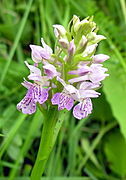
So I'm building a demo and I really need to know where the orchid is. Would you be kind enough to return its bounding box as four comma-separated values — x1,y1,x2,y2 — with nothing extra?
17,15,110,179
17,62,50,114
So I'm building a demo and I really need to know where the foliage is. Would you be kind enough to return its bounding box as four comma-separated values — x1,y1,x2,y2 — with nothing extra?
0,0,126,179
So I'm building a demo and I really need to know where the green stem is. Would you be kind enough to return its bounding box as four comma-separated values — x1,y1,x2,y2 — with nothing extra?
31,108,66,180
9,110,42,180
120,0,126,25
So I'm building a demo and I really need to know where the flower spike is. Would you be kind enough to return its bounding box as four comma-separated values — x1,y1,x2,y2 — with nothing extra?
17,15,109,119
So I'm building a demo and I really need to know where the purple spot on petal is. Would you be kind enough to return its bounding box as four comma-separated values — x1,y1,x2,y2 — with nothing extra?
58,93,74,111
37,87,49,104
64,97,74,111
73,98,92,120
51,93,60,105
17,83,49,114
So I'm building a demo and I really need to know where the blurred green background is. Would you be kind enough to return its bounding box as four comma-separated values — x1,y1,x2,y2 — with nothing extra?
0,0,126,179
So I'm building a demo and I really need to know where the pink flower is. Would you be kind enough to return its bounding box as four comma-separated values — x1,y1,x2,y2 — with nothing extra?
69,64,109,84
53,24,67,38
73,81,100,120
43,63,60,79
51,77,78,111
17,62,50,114
93,54,109,63
30,38,52,63
17,80,50,114
73,98,92,120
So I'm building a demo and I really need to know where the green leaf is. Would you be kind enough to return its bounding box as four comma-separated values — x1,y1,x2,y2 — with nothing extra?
81,138,100,168
103,62,126,139
104,130,126,177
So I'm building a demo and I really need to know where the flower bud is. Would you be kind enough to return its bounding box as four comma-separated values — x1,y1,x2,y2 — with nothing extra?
93,54,110,63
83,44,98,57
29,45,43,63
87,32,106,45
72,15,96,36
59,38,69,49
68,40,76,56
53,24,67,38
75,35,87,54
79,35,87,47
64,40,76,62
72,15,81,32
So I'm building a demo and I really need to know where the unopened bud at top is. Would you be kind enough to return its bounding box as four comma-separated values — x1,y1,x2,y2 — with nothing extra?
72,15,81,32
72,15,96,36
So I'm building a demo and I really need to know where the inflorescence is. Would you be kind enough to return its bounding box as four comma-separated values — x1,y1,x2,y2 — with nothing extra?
17,15,109,119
